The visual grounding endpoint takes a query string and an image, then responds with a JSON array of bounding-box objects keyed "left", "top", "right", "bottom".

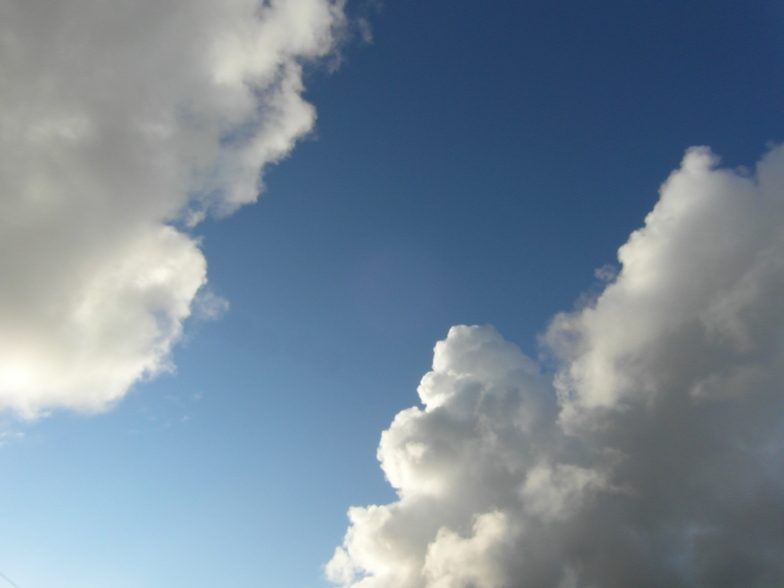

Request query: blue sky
[{"left": 2, "top": 1, "right": 784, "bottom": 587}]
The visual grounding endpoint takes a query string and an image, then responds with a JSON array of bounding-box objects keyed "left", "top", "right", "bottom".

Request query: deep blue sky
[{"left": 1, "top": 1, "right": 783, "bottom": 586}]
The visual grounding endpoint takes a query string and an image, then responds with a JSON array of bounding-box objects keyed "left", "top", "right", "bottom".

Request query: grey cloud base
[{"left": 327, "top": 146, "right": 784, "bottom": 588}]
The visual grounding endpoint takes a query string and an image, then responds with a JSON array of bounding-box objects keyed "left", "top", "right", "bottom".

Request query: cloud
[
  {"left": 0, "top": 0, "right": 346, "bottom": 417},
  {"left": 327, "top": 146, "right": 784, "bottom": 588}
]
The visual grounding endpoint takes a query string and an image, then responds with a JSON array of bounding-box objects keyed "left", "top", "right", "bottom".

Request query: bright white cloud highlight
[
  {"left": 0, "top": 0, "right": 346, "bottom": 417},
  {"left": 328, "top": 146, "right": 784, "bottom": 588}
]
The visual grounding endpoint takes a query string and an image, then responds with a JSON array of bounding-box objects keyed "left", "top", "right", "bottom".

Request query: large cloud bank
[
  {"left": 0, "top": 0, "right": 345, "bottom": 417},
  {"left": 328, "top": 146, "right": 784, "bottom": 587}
]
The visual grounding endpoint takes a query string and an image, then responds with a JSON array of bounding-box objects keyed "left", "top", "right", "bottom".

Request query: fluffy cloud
[
  {"left": 328, "top": 146, "right": 784, "bottom": 587},
  {"left": 0, "top": 0, "right": 345, "bottom": 417}
]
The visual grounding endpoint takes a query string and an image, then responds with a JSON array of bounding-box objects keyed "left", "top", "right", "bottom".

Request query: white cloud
[
  {"left": 520, "top": 462, "right": 611, "bottom": 522},
  {"left": 423, "top": 511, "right": 515, "bottom": 588},
  {"left": 548, "top": 146, "right": 784, "bottom": 428},
  {"left": 0, "top": 0, "right": 346, "bottom": 417},
  {"left": 328, "top": 146, "right": 784, "bottom": 588}
]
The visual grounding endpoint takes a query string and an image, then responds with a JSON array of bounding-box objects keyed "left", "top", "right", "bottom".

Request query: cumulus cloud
[
  {"left": 0, "top": 0, "right": 345, "bottom": 417},
  {"left": 328, "top": 145, "right": 784, "bottom": 588}
]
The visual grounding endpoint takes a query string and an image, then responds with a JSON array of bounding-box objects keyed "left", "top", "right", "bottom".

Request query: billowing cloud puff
[
  {"left": 0, "top": 0, "right": 345, "bottom": 417},
  {"left": 328, "top": 146, "right": 784, "bottom": 587}
]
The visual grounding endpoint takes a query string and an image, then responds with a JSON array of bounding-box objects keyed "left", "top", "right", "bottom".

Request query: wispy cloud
[
  {"left": 328, "top": 146, "right": 784, "bottom": 587},
  {"left": 0, "top": 0, "right": 346, "bottom": 417}
]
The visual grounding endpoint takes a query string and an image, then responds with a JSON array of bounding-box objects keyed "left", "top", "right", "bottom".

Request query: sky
[{"left": 1, "top": 0, "right": 784, "bottom": 586}]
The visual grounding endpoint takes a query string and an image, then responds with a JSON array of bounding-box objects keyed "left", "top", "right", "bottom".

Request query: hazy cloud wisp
[
  {"left": 0, "top": 0, "right": 345, "bottom": 417},
  {"left": 328, "top": 146, "right": 784, "bottom": 588}
]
